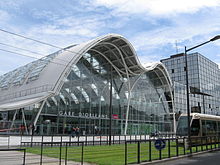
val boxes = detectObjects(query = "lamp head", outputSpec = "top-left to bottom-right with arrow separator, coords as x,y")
210,35 -> 220,42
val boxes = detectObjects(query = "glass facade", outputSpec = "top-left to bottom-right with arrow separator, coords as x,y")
0,35 -> 174,135
161,52 -> 220,115
1,53 -> 173,135
36,54 -> 172,135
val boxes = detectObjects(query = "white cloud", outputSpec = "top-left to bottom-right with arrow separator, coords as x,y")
129,15 -> 220,54
0,10 -> 10,22
25,17 -> 106,49
35,24 -> 98,37
1,0 -> 220,74
0,11 -> 108,59
0,0 -> 26,10
138,55 -> 160,65
28,11 -> 110,40
30,9 -> 60,22
94,0 -> 220,16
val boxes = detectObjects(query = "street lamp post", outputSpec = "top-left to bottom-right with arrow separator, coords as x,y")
184,35 -> 220,150
109,65 -> 113,145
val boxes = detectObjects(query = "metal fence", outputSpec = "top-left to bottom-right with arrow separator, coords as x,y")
39,141 -> 84,165
0,133 -> 175,148
20,133 -> 175,147
2,134 -> 220,165
124,136 -> 220,164
0,148 -> 26,165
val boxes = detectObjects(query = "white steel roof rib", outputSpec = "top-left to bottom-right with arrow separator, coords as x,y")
0,34 -> 172,111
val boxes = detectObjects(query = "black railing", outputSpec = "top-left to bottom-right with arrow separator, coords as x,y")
38,141 -> 84,165
124,136 -> 220,164
20,133 -> 176,147
0,148 -> 26,165
4,134 -> 220,164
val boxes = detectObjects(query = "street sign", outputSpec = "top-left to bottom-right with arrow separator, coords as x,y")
154,139 -> 166,150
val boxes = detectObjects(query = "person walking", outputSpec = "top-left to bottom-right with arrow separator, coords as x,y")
76,127 -> 80,137
72,127 -> 76,137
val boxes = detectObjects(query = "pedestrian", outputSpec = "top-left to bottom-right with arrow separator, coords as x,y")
94,126 -> 98,135
29,124 -> 35,136
20,124 -> 25,135
76,127 -> 80,137
32,124 -> 35,136
72,127 -> 76,137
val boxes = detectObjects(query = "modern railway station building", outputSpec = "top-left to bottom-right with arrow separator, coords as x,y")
0,34 -> 174,135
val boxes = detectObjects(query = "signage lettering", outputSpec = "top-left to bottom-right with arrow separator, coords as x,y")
59,111 -> 108,119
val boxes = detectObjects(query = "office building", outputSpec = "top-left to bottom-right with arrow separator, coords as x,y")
161,52 -> 220,115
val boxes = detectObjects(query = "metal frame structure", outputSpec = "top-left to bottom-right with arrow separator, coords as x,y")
0,34 -> 175,135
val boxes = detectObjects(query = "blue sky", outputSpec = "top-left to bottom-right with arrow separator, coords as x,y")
1,0 -> 220,75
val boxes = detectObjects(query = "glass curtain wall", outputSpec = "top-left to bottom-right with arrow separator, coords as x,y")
35,51 -> 172,135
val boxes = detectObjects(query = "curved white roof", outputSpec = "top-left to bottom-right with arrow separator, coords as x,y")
0,34 -> 172,110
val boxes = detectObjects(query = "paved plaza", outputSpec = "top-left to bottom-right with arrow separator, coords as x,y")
0,150 -> 94,165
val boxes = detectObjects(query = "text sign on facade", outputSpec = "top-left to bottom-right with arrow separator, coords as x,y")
59,111 -> 108,119
112,114 -> 119,119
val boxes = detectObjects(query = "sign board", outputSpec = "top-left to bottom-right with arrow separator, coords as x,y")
154,139 -> 166,150
112,114 -> 119,119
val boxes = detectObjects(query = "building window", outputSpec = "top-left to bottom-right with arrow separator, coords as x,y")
184,67 -> 186,71
172,69 -> 174,73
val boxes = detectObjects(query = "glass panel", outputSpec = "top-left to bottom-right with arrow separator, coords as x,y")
176,116 -> 189,136
33,51 -> 173,135
191,119 -> 200,136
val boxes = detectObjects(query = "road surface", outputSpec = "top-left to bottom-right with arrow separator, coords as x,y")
152,150 -> 220,165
